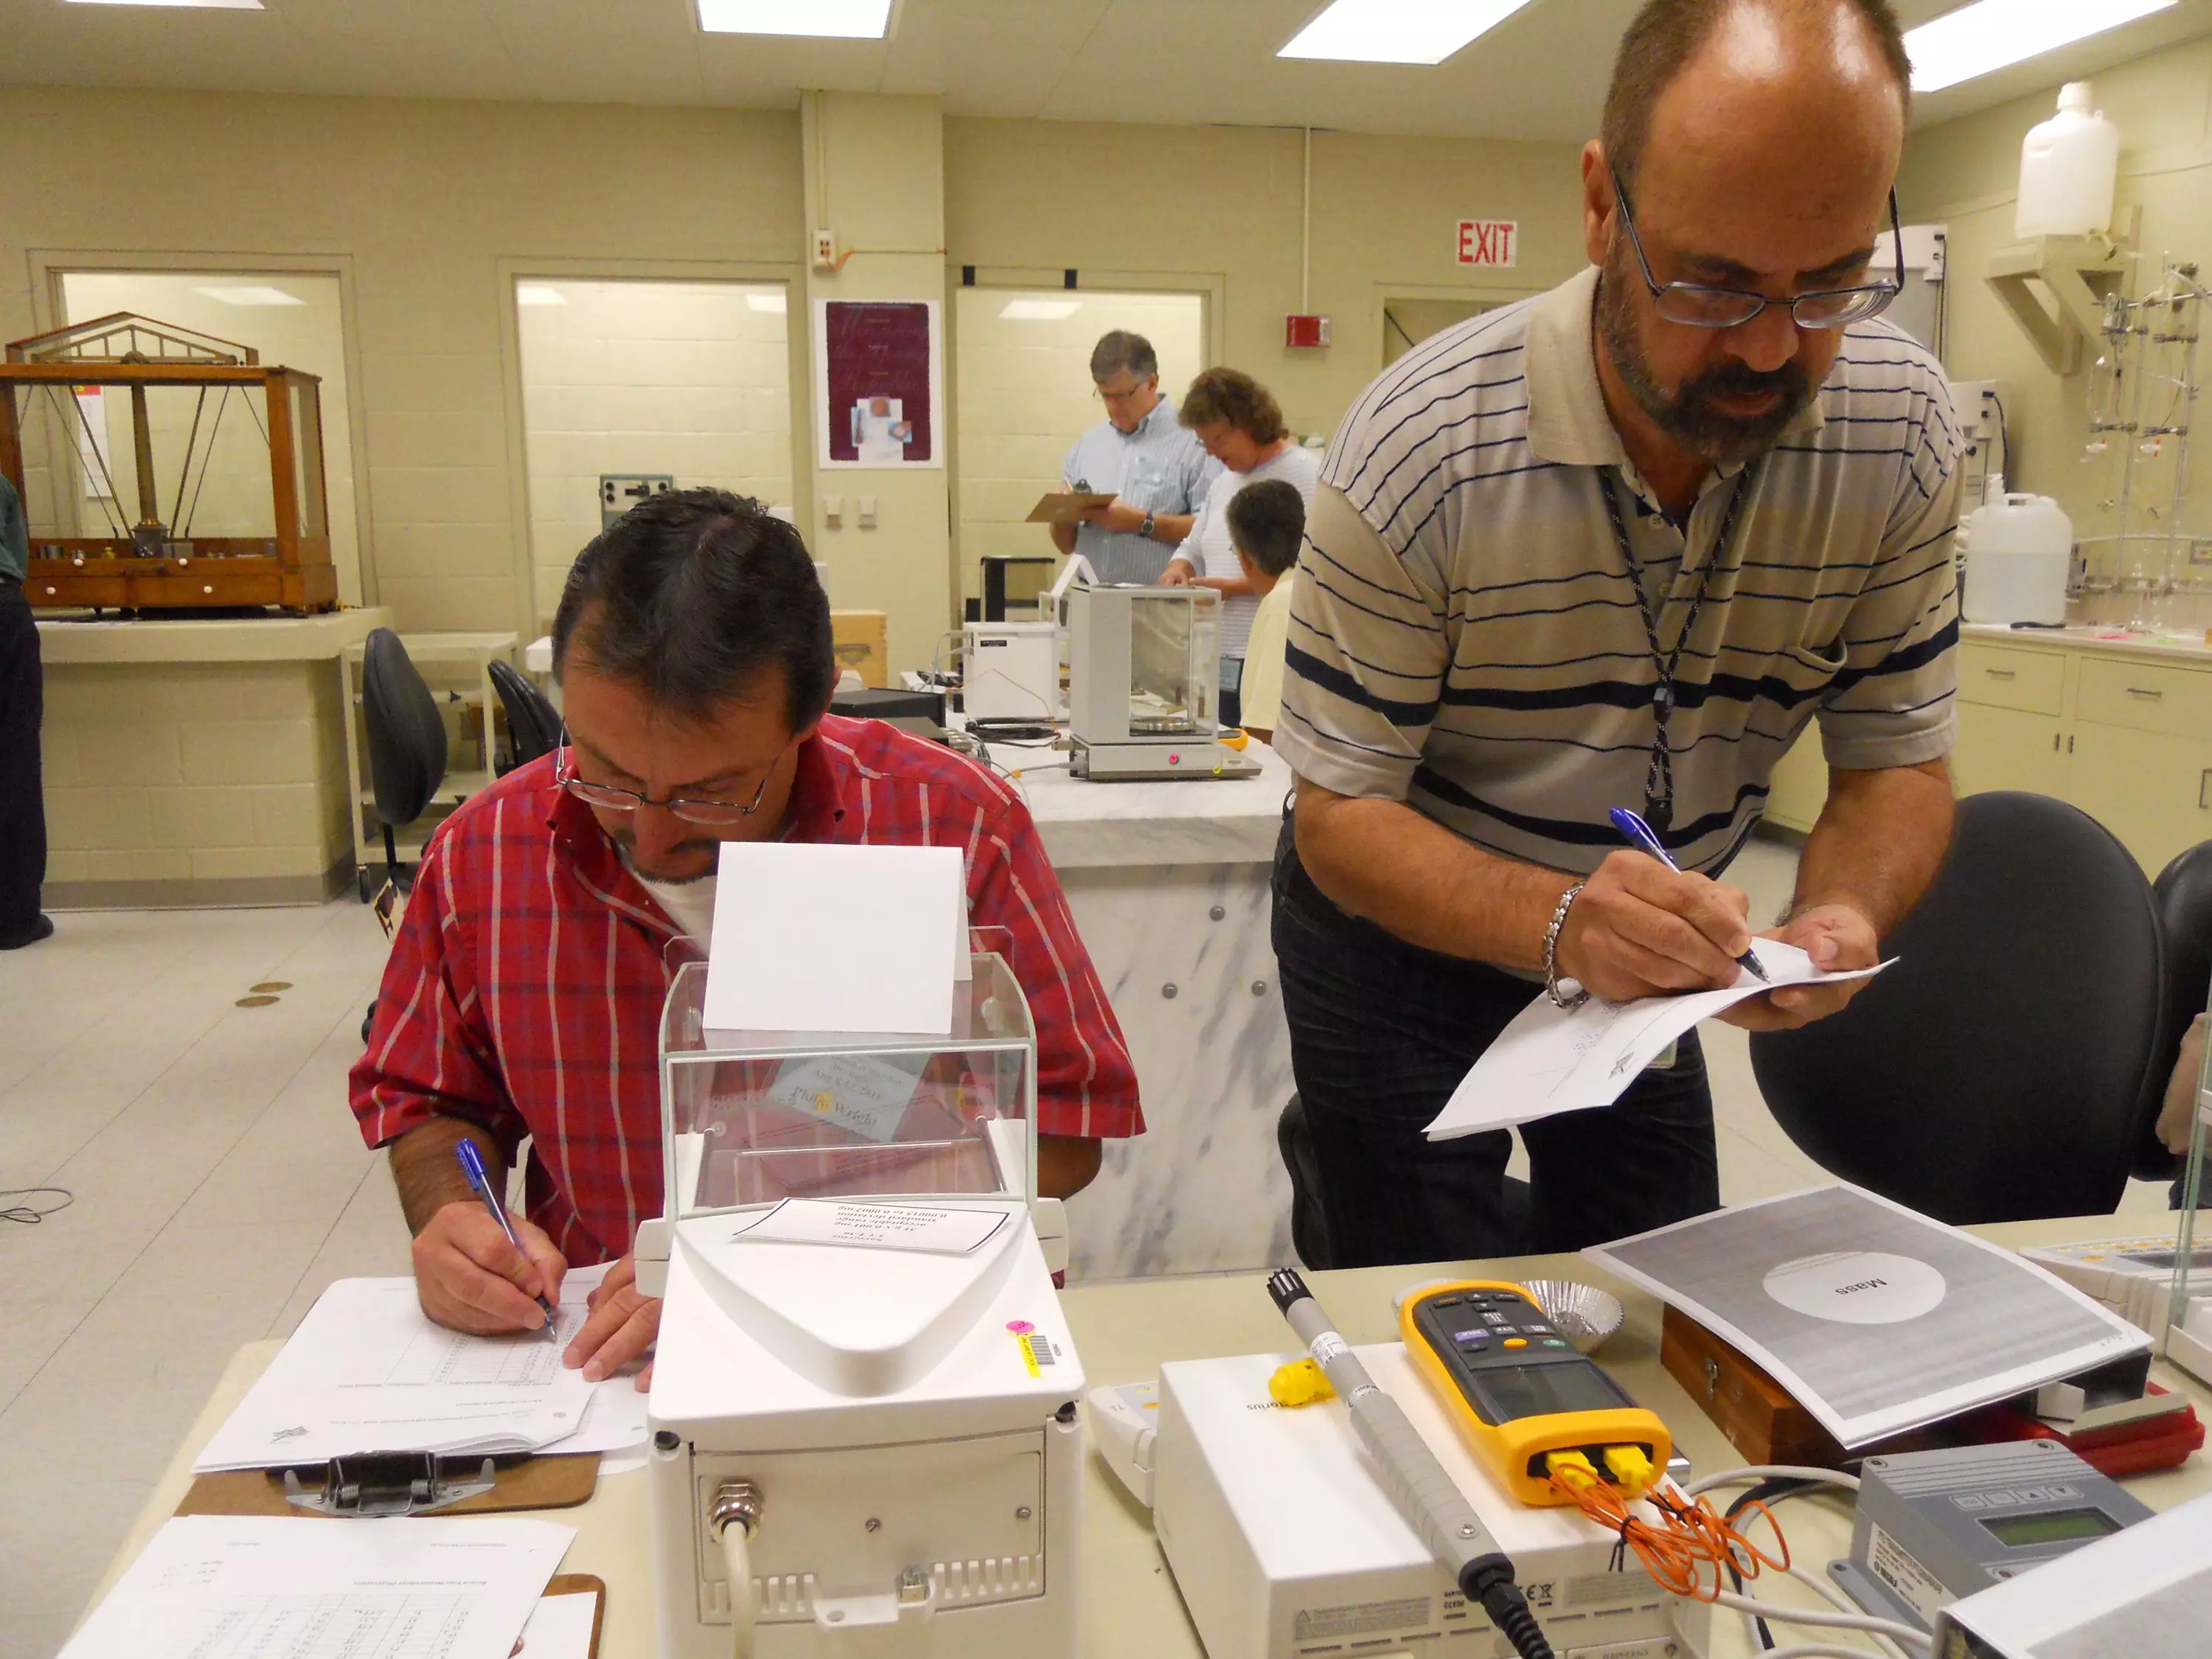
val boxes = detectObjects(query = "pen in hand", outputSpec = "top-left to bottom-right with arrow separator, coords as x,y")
455,1139 -> 560,1340
1607,807 -> 1770,986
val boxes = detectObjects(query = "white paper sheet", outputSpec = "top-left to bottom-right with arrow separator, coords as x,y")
703,842 -> 964,1035
1587,1185 -> 2151,1447
60,1515 -> 572,1659
515,1590 -> 599,1659
551,1262 -> 650,1465
194,1278 -> 596,1473
728,1196 -> 1012,1256
1423,939 -> 1893,1141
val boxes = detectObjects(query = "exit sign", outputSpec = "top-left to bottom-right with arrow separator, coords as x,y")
1455,219 -> 1518,268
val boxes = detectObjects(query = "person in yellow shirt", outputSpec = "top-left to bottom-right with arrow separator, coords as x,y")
1225,477 -> 1306,745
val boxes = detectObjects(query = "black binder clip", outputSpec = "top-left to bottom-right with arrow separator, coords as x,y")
281,1451 -> 498,1517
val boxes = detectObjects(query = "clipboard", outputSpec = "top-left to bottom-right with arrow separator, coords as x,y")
1024,489 -> 1113,526
177,1450 -> 600,1519
532,1575 -> 607,1659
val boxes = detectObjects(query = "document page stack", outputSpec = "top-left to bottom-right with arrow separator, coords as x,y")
194,1265 -> 647,1474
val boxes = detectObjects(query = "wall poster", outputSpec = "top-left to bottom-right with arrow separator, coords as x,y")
813,298 -> 943,470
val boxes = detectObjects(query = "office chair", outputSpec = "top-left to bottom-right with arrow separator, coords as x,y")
1748,791 -> 2168,1225
2149,839 -> 2212,1186
487,658 -> 562,775
361,628 -> 448,898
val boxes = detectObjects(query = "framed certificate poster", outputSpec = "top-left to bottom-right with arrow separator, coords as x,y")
813,298 -> 944,470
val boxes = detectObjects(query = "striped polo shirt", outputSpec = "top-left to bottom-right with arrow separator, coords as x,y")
1273,264 -> 1961,879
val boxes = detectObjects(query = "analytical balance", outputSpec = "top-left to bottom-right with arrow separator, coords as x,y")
639,956 -> 1084,1658
1062,582 -> 1259,780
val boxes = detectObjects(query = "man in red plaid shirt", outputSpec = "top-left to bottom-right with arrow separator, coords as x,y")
351,489 -> 1140,1386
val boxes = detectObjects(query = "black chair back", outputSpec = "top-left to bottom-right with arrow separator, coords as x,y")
1749,792 -> 2166,1224
2146,840 -> 2212,1178
361,628 -> 448,833
488,658 -> 562,774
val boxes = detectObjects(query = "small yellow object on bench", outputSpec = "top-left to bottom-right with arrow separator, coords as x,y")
1268,1357 -> 1337,1408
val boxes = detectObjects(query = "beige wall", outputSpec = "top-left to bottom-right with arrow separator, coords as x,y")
0,86 -> 805,640
1899,42 -> 2212,576
953,287 -> 1203,590
516,277 -> 796,625
943,120 -> 1589,442
4,90 -> 1597,669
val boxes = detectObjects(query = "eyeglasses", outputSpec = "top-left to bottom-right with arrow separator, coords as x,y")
555,734 -> 777,826
1093,380 -> 1152,405
1608,164 -> 1903,331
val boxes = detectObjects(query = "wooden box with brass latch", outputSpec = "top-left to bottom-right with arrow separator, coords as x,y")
1660,1303 -> 1933,1469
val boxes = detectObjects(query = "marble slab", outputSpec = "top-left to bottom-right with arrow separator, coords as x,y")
1056,860 -> 1295,1283
992,740 -> 1292,870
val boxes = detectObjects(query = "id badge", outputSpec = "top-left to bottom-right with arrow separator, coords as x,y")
1649,1040 -> 1679,1071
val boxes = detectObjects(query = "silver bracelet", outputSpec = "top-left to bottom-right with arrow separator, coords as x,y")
1544,881 -> 1589,1009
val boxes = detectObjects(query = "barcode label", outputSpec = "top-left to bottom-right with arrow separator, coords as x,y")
1027,1335 -> 1056,1367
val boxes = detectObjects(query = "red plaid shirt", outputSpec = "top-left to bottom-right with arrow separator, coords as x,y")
350,715 -> 1141,1266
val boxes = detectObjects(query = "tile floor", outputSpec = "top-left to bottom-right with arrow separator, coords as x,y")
0,839 -> 2176,1656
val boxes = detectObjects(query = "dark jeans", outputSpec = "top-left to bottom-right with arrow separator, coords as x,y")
1271,818 -> 1721,1266
0,580 -> 45,940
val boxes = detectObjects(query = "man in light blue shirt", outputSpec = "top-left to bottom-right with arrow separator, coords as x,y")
1048,331 -> 1215,586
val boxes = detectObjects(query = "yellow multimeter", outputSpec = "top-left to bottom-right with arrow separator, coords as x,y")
1399,1279 -> 1672,1508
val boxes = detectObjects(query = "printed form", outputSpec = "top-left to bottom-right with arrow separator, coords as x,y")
59,1515 -> 571,1659
195,1269 -> 644,1474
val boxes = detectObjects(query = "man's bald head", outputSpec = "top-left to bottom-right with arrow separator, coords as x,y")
1602,0 -> 1910,189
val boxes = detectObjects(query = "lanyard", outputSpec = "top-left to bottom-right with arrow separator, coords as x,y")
1597,462 -> 1758,835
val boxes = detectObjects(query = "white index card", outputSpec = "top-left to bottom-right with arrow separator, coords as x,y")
704,842 -> 963,1035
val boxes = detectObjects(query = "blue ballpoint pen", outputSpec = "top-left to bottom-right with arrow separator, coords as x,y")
1607,806 -> 1770,985
456,1139 -> 560,1339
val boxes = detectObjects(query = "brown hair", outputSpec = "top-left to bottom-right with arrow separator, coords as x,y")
1178,366 -> 1288,446
1601,0 -> 1911,187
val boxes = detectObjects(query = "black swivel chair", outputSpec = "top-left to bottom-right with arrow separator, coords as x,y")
487,658 -> 562,775
361,627 -> 448,899
1748,792 -> 2170,1224
2149,840 -> 2212,1188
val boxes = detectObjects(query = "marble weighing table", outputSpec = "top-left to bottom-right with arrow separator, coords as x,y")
992,740 -> 1295,1282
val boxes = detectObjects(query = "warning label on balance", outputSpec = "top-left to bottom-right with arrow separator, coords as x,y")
1292,1596 -> 1429,1641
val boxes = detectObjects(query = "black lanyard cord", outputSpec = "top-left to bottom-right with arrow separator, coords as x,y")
1597,462 -> 1758,835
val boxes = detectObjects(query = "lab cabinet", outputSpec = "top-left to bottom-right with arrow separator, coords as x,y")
1761,632 -> 2212,874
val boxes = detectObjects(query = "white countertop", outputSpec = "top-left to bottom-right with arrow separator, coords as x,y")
990,736 -> 1291,869
1962,620 -> 2212,664
36,606 -> 392,665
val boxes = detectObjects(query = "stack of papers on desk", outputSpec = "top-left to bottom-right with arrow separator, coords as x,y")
1425,938 -> 1891,1141
1587,1185 -> 2152,1447
194,1266 -> 647,1474
61,1515 -> 571,1659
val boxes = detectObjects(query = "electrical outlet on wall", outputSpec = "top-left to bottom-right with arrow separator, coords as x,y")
813,228 -> 838,269
2191,538 -> 2212,567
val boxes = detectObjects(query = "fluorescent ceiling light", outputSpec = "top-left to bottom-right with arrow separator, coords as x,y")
745,291 -> 788,313
1279,0 -> 1535,65
65,0 -> 263,8
515,284 -> 568,307
696,0 -> 891,38
1905,0 -> 2175,94
193,285 -> 302,307
1000,299 -> 1083,321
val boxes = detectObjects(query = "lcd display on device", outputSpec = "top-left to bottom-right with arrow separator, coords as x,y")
1977,1508 -> 2123,1549
1468,1363 -> 1638,1425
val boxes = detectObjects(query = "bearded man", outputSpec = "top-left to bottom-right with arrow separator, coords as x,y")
1267,0 -> 1960,1265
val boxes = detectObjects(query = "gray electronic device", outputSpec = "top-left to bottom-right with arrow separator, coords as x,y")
1832,1441 -> 2153,1634
599,473 -> 674,529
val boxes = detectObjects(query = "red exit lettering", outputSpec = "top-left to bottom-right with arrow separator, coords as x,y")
1455,219 -> 1518,268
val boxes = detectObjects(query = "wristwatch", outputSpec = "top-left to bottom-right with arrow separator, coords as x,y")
1140,510 -> 1157,540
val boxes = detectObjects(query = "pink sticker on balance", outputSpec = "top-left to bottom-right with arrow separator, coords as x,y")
1006,1320 -> 1034,1334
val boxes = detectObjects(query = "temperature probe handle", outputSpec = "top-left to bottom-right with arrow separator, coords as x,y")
1269,1270 -> 1512,1582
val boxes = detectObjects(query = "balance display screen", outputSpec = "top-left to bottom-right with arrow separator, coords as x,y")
1977,1507 -> 2122,1548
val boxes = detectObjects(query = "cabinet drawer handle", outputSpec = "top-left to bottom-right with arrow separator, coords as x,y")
1983,668 -> 2017,679
2126,686 -> 2164,700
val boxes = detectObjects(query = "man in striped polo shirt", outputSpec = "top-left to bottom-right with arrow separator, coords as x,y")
1272,0 -> 1959,1265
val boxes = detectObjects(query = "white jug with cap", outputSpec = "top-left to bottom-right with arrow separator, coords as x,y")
1961,484 -> 2072,625
2016,83 -> 2121,240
